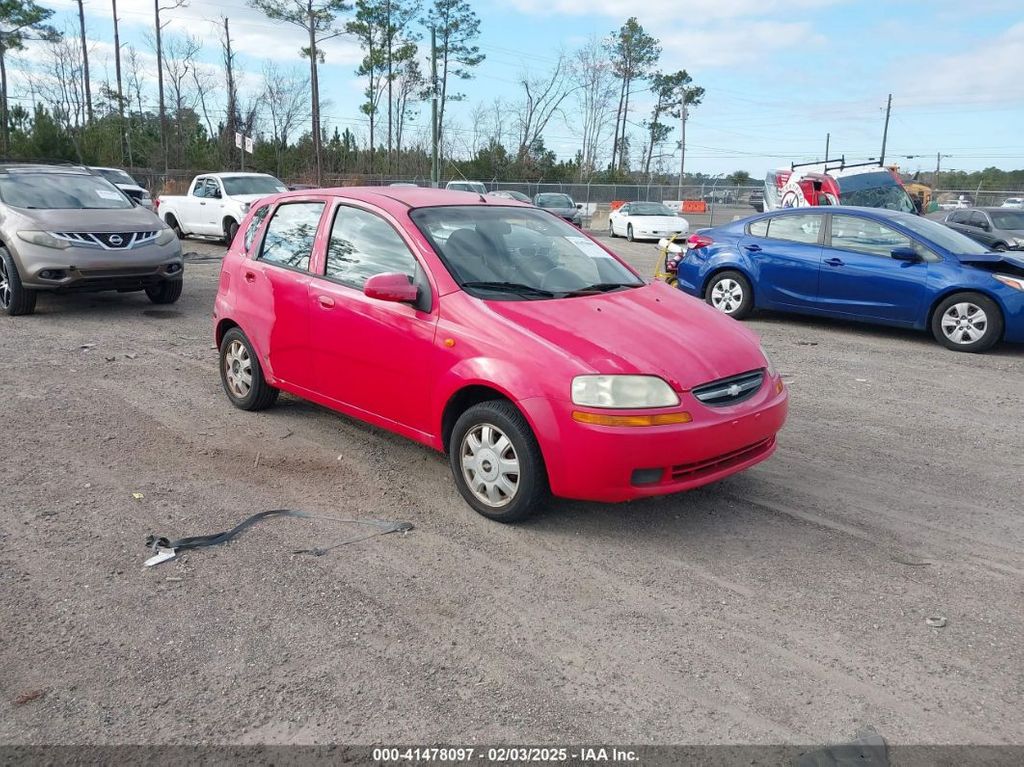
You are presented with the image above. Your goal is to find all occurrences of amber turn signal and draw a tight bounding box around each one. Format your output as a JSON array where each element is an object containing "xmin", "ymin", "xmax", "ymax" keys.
[{"xmin": 572, "ymin": 411, "xmax": 692, "ymax": 427}]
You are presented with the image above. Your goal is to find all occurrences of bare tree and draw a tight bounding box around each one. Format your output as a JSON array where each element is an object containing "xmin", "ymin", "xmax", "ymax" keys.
[
  {"xmin": 111, "ymin": 0, "xmax": 129, "ymax": 163},
  {"xmin": 154, "ymin": 0, "xmax": 189, "ymax": 172},
  {"xmin": 392, "ymin": 55, "xmax": 421, "ymax": 173},
  {"xmin": 262, "ymin": 62, "xmax": 310, "ymax": 176},
  {"xmin": 221, "ymin": 16, "xmax": 238, "ymax": 164},
  {"xmin": 162, "ymin": 34, "xmax": 202, "ymax": 168},
  {"xmin": 29, "ymin": 30, "xmax": 87, "ymax": 157},
  {"xmin": 513, "ymin": 53, "xmax": 575, "ymax": 163},
  {"xmin": 75, "ymin": 0, "xmax": 93, "ymax": 122},
  {"xmin": 125, "ymin": 45, "xmax": 146, "ymax": 117},
  {"xmin": 248, "ymin": 0, "xmax": 351, "ymax": 184},
  {"xmin": 571, "ymin": 36, "xmax": 617, "ymax": 181}
]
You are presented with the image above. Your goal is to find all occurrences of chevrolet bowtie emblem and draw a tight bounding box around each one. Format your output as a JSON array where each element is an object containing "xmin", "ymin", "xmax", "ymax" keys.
[{"xmin": 728, "ymin": 384, "xmax": 741, "ymax": 397}]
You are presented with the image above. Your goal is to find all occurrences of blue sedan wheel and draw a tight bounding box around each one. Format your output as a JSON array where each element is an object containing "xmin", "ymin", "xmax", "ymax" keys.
[
  {"xmin": 931, "ymin": 292, "xmax": 1003, "ymax": 353},
  {"xmin": 705, "ymin": 270, "xmax": 753, "ymax": 320}
]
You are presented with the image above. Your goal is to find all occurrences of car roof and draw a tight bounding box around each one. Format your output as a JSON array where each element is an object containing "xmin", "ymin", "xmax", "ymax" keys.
[
  {"xmin": 268, "ymin": 185, "xmax": 530, "ymax": 213},
  {"xmin": 0, "ymin": 163, "xmax": 93, "ymax": 175}
]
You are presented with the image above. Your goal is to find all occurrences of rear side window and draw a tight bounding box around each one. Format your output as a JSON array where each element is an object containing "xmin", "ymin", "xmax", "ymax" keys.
[
  {"xmin": 191, "ymin": 179, "xmax": 207, "ymax": 198},
  {"xmin": 243, "ymin": 205, "xmax": 270, "ymax": 252},
  {"xmin": 830, "ymin": 215, "xmax": 914, "ymax": 258},
  {"xmin": 258, "ymin": 202, "xmax": 325, "ymax": 271},
  {"xmin": 324, "ymin": 206, "xmax": 418, "ymax": 289},
  {"xmin": 968, "ymin": 211, "xmax": 988, "ymax": 228},
  {"xmin": 748, "ymin": 219, "xmax": 769, "ymax": 237},
  {"xmin": 766, "ymin": 214, "xmax": 822, "ymax": 244}
]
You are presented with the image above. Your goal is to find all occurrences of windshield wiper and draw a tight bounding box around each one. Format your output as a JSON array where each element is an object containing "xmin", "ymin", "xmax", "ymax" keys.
[
  {"xmin": 460, "ymin": 281, "xmax": 556, "ymax": 298},
  {"xmin": 563, "ymin": 282, "xmax": 642, "ymax": 296}
]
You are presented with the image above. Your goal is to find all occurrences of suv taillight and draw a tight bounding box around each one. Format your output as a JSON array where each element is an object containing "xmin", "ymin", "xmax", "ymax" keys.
[{"xmin": 688, "ymin": 233, "xmax": 713, "ymax": 249}]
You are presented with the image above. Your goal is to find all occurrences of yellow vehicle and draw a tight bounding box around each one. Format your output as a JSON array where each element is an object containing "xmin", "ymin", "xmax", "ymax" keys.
[{"xmin": 654, "ymin": 232, "xmax": 687, "ymax": 287}]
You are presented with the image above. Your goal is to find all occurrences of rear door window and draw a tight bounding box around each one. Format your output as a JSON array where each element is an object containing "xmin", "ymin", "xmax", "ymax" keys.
[
  {"xmin": 258, "ymin": 202, "xmax": 325, "ymax": 271},
  {"xmin": 766, "ymin": 214, "xmax": 822, "ymax": 244},
  {"xmin": 748, "ymin": 219, "xmax": 769, "ymax": 237},
  {"xmin": 191, "ymin": 179, "xmax": 208, "ymax": 198}
]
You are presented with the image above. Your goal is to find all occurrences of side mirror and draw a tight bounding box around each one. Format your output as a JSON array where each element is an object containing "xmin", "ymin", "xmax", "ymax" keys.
[
  {"xmin": 575, "ymin": 203, "xmax": 583, "ymax": 209},
  {"xmin": 891, "ymin": 246, "xmax": 920, "ymax": 262},
  {"xmin": 364, "ymin": 272, "xmax": 419, "ymax": 304},
  {"xmin": 979, "ymin": 221, "xmax": 991, "ymax": 231},
  {"xmin": 212, "ymin": 189, "xmax": 223, "ymax": 199}
]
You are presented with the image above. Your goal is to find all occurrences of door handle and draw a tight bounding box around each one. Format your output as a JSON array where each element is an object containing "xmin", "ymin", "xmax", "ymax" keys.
[
  {"xmin": 317, "ymin": 295, "xmax": 335, "ymax": 309},
  {"xmin": 825, "ymin": 257, "xmax": 844, "ymax": 267},
  {"xmin": 744, "ymin": 244, "xmax": 762, "ymax": 252},
  {"xmin": 199, "ymin": 202, "xmax": 206, "ymax": 206},
  {"xmin": 244, "ymin": 271, "xmax": 256, "ymax": 283}
]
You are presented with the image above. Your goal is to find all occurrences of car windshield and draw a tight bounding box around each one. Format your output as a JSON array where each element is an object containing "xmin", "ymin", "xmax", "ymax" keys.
[
  {"xmin": 221, "ymin": 175, "xmax": 287, "ymax": 195},
  {"xmin": 0, "ymin": 172, "xmax": 132, "ymax": 210},
  {"xmin": 535, "ymin": 194, "xmax": 574, "ymax": 208},
  {"xmin": 893, "ymin": 213, "xmax": 990, "ymax": 255},
  {"xmin": 991, "ymin": 211, "xmax": 1024, "ymax": 230},
  {"xmin": 629, "ymin": 202, "xmax": 674, "ymax": 216},
  {"xmin": 836, "ymin": 172, "xmax": 917, "ymax": 213},
  {"xmin": 95, "ymin": 168, "xmax": 138, "ymax": 186},
  {"xmin": 411, "ymin": 205, "xmax": 643, "ymax": 300}
]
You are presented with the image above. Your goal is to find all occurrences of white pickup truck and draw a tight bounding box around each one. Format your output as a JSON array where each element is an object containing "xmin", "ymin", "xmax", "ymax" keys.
[{"xmin": 156, "ymin": 172, "xmax": 287, "ymax": 243}]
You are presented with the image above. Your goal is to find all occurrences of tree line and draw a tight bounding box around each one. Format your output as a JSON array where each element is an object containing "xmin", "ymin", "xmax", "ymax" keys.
[{"xmin": 1, "ymin": 1, "xmax": 719, "ymax": 186}]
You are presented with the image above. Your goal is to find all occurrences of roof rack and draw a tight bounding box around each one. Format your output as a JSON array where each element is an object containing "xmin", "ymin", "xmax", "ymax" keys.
[{"xmin": 791, "ymin": 155, "xmax": 882, "ymax": 173}]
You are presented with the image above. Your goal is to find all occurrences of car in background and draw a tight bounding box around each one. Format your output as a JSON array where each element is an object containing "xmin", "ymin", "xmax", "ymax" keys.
[
  {"xmin": 388, "ymin": 183, "xmax": 420, "ymax": 188},
  {"xmin": 533, "ymin": 192, "xmax": 582, "ymax": 226},
  {"xmin": 445, "ymin": 180, "xmax": 487, "ymax": 194},
  {"xmin": 487, "ymin": 190, "xmax": 532, "ymax": 203},
  {"xmin": 157, "ymin": 172, "xmax": 287, "ymax": 244},
  {"xmin": 90, "ymin": 166, "xmax": 155, "ymax": 211},
  {"xmin": 765, "ymin": 165, "xmax": 916, "ymax": 213},
  {"xmin": 1001, "ymin": 198, "xmax": 1023, "ymax": 209},
  {"xmin": 748, "ymin": 191, "xmax": 765, "ymax": 213},
  {"xmin": 213, "ymin": 186, "xmax": 786, "ymax": 521},
  {"xmin": 0, "ymin": 164, "xmax": 183, "ymax": 316},
  {"xmin": 608, "ymin": 201, "xmax": 688, "ymax": 242},
  {"xmin": 675, "ymin": 206, "xmax": 1024, "ymax": 353},
  {"xmin": 943, "ymin": 208, "xmax": 1024, "ymax": 251}
]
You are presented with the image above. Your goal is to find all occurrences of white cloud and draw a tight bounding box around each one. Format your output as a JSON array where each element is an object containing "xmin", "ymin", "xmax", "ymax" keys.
[{"xmin": 504, "ymin": 0, "xmax": 843, "ymax": 23}]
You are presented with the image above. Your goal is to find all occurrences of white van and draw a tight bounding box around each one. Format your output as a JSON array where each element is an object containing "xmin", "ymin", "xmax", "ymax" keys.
[{"xmin": 445, "ymin": 180, "xmax": 487, "ymax": 194}]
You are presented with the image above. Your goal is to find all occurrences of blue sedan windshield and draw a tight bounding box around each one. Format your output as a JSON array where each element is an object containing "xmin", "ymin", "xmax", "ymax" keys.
[{"xmin": 893, "ymin": 214, "xmax": 990, "ymax": 255}]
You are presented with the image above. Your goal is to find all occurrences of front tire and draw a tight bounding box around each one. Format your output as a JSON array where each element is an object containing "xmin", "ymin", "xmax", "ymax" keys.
[
  {"xmin": 626, "ymin": 224, "xmax": 635, "ymax": 242},
  {"xmin": 165, "ymin": 215, "xmax": 185, "ymax": 239},
  {"xmin": 704, "ymin": 270, "xmax": 753, "ymax": 320},
  {"xmin": 224, "ymin": 219, "xmax": 239, "ymax": 246},
  {"xmin": 449, "ymin": 400, "xmax": 548, "ymax": 523},
  {"xmin": 0, "ymin": 247, "xmax": 37, "ymax": 317},
  {"xmin": 931, "ymin": 292, "xmax": 1003, "ymax": 352},
  {"xmin": 993, "ymin": 243, "xmax": 1007, "ymax": 252},
  {"xmin": 145, "ymin": 279, "xmax": 183, "ymax": 304},
  {"xmin": 219, "ymin": 327, "xmax": 279, "ymax": 410}
]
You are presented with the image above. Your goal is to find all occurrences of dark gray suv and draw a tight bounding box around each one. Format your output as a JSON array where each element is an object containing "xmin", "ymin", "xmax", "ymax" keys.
[
  {"xmin": 943, "ymin": 207, "xmax": 1024, "ymax": 252},
  {"xmin": 0, "ymin": 164, "xmax": 183, "ymax": 316}
]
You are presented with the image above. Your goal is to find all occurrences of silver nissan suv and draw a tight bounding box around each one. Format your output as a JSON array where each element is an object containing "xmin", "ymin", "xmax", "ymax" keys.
[{"xmin": 0, "ymin": 164, "xmax": 184, "ymax": 316}]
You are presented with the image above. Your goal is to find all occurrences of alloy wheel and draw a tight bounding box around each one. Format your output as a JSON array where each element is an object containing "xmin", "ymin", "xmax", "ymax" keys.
[
  {"xmin": 0, "ymin": 259, "xmax": 10, "ymax": 309},
  {"xmin": 223, "ymin": 339, "xmax": 253, "ymax": 398},
  {"xmin": 460, "ymin": 422, "xmax": 520, "ymax": 508},
  {"xmin": 711, "ymin": 278, "xmax": 744, "ymax": 314},
  {"xmin": 940, "ymin": 302, "xmax": 988, "ymax": 345}
]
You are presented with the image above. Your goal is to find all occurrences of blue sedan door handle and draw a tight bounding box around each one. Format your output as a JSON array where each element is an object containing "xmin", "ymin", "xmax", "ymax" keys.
[
  {"xmin": 825, "ymin": 257, "xmax": 844, "ymax": 267},
  {"xmin": 744, "ymin": 244, "xmax": 762, "ymax": 252}
]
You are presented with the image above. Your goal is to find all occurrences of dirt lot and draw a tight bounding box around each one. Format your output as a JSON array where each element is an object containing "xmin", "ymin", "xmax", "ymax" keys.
[{"xmin": 1, "ymin": 233, "xmax": 1023, "ymax": 748}]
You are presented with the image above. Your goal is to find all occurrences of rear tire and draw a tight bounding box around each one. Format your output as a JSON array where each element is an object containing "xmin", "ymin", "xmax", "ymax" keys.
[
  {"xmin": 145, "ymin": 279, "xmax": 183, "ymax": 304},
  {"xmin": 931, "ymin": 292, "xmax": 1002, "ymax": 353},
  {"xmin": 449, "ymin": 400, "xmax": 548, "ymax": 523},
  {"xmin": 0, "ymin": 247, "xmax": 37, "ymax": 317},
  {"xmin": 704, "ymin": 270, "xmax": 753, "ymax": 320},
  {"xmin": 608, "ymin": 220, "xmax": 617, "ymax": 238},
  {"xmin": 626, "ymin": 224, "xmax": 635, "ymax": 242},
  {"xmin": 219, "ymin": 327, "xmax": 279, "ymax": 411},
  {"xmin": 224, "ymin": 219, "xmax": 239, "ymax": 246}
]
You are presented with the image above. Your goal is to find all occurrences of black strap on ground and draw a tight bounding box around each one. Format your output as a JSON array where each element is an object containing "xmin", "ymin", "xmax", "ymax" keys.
[{"xmin": 144, "ymin": 509, "xmax": 414, "ymax": 556}]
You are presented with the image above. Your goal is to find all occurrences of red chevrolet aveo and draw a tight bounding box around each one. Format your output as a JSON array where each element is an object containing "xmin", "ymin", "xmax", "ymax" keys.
[{"xmin": 213, "ymin": 187, "xmax": 788, "ymax": 521}]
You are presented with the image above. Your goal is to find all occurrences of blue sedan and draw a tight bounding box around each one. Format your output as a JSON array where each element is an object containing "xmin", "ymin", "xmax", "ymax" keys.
[{"xmin": 675, "ymin": 206, "xmax": 1024, "ymax": 352}]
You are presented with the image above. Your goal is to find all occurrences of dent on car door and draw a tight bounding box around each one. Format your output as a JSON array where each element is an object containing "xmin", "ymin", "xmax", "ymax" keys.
[
  {"xmin": 238, "ymin": 200, "xmax": 326, "ymax": 389},
  {"xmin": 309, "ymin": 203, "xmax": 439, "ymax": 436},
  {"xmin": 815, "ymin": 214, "xmax": 930, "ymax": 323},
  {"xmin": 743, "ymin": 213, "xmax": 824, "ymax": 308}
]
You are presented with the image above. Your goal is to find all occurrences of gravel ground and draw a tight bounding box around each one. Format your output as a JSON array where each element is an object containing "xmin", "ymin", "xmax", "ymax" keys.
[{"xmin": 1, "ymin": 232, "xmax": 1022, "ymax": 748}]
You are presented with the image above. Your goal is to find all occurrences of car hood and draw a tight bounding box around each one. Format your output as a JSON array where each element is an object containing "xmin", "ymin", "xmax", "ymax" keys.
[
  {"xmin": 17, "ymin": 205, "xmax": 162, "ymax": 231},
  {"xmin": 958, "ymin": 251, "xmax": 1024, "ymax": 275},
  {"xmin": 628, "ymin": 215, "xmax": 687, "ymax": 229},
  {"xmin": 480, "ymin": 282, "xmax": 765, "ymax": 392}
]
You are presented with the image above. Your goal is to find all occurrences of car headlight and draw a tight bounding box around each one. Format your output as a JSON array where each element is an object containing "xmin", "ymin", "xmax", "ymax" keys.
[
  {"xmin": 17, "ymin": 230, "xmax": 70, "ymax": 250},
  {"xmin": 155, "ymin": 227, "xmax": 177, "ymax": 246},
  {"xmin": 571, "ymin": 375, "xmax": 680, "ymax": 408},
  {"xmin": 760, "ymin": 344, "xmax": 778, "ymax": 377},
  {"xmin": 994, "ymin": 274, "xmax": 1024, "ymax": 291}
]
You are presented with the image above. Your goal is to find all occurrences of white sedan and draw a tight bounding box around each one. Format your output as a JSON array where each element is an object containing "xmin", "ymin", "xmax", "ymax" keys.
[{"xmin": 608, "ymin": 201, "xmax": 689, "ymax": 242}]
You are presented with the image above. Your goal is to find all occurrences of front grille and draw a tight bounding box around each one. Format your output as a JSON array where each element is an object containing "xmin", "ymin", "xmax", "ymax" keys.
[
  {"xmin": 691, "ymin": 369, "xmax": 765, "ymax": 407},
  {"xmin": 669, "ymin": 437, "xmax": 775, "ymax": 482},
  {"xmin": 51, "ymin": 231, "xmax": 159, "ymax": 250}
]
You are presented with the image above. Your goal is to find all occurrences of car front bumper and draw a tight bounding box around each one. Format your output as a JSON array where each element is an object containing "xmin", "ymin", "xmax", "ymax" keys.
[
  {"xmin": 519, "ymin": 378, "xmax": 788, "ymax": 502},
  {"xmin": 13, "ymin": 240, "xmax": 184, "ymax": 291}
]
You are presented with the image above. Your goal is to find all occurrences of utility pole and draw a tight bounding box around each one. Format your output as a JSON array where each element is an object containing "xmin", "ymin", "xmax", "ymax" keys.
[
  {"xmin": 308, "ymin": 8, "xmax": 322, "ymax": 186},
  {"xmin": 430, "ymin": 27, "xmax": 439, "ymax": 188},
  {"xmin": 934, "ymin": 152, "xmax": 951, "ymax": 190},
  {"xmin": 825, "ymin": 132, "xmax": 830, "ymax": 161},
  {"xmin": 880, "ymin": 93, "xmax": 892, "ymax": 166},
  {"xmin": 223, "ymin": 17, "xmax": 238, "ymax": 168},
  {"xmin": 677, "ymin": 105, "xmax": 687, "ymax": 199}
]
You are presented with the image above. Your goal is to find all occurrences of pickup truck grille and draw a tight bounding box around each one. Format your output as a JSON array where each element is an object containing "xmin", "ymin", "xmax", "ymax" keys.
[
  {"xmin": 691, "ymin": 370, "xmax": 765, "ymax": 407},
  {"xmin": 51, "ymin": 231, "xmax": 159, "ymax": 250}
]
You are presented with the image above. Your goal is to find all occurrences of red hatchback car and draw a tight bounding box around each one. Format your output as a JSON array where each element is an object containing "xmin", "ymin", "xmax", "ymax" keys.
[{"xmin": 213, "ymin": 188, "xmax": 788, "ymax": 521}]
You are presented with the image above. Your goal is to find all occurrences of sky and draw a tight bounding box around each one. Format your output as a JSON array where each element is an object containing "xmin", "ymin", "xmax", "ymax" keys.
[{"xmin": 10, "ymin": 0, "xmax": 1024, "ymax": 177}]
